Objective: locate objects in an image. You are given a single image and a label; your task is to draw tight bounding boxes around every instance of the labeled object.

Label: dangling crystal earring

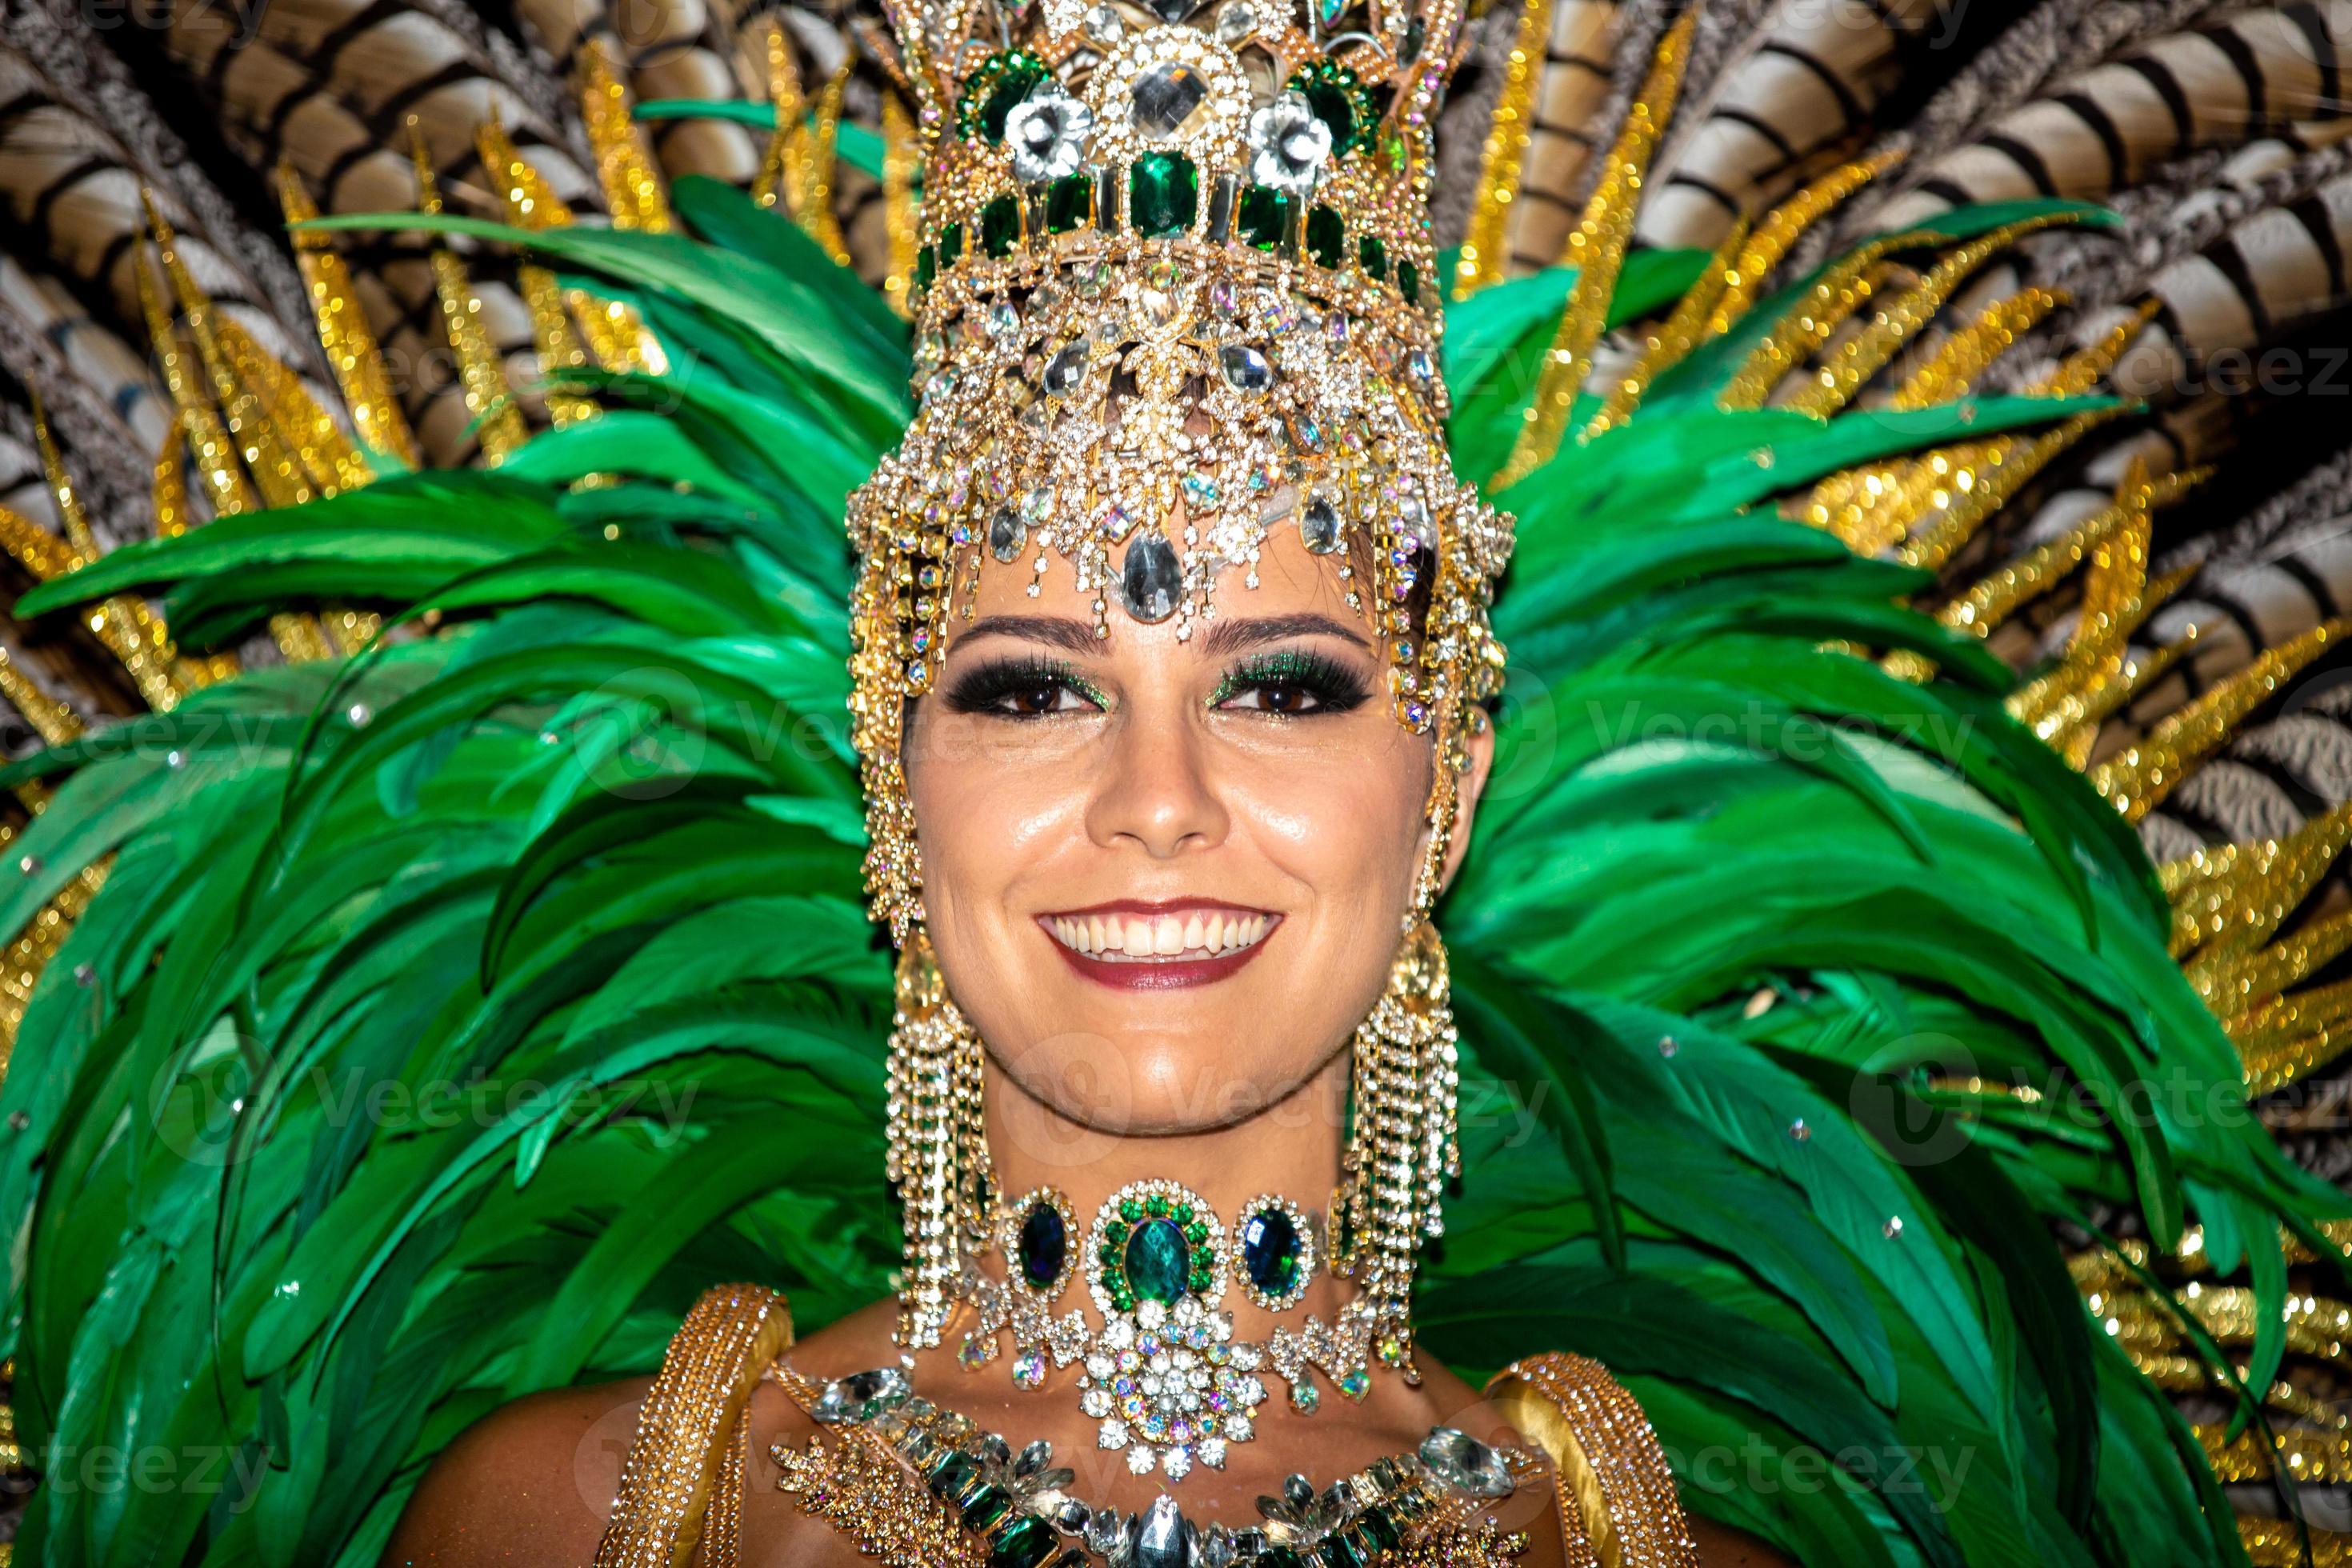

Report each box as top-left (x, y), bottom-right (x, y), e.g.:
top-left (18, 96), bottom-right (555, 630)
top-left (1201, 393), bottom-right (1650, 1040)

top-left (1296, 918), bottom-right (1459, 1402)
top-left (886, 927), bottom-right (996, 1350)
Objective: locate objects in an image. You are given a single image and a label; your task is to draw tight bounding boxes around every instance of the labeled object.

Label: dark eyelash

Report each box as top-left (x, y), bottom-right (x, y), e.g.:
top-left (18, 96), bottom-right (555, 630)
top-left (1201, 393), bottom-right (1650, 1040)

top-left (1214, 650), bottom-right (1371, 714)
top-left (938, 656), bottom-right (1104, 718)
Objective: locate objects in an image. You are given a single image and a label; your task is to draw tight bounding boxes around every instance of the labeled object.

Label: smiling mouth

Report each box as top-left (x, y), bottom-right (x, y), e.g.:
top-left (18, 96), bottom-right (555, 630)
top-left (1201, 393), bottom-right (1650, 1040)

top-left (1036, 902), bottom-right (1279, 990)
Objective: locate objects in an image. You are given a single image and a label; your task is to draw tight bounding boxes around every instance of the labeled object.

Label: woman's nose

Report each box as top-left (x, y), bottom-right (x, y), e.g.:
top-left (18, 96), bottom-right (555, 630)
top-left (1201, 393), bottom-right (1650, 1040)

top-left (1084, 700), bottom-right (1229, 859)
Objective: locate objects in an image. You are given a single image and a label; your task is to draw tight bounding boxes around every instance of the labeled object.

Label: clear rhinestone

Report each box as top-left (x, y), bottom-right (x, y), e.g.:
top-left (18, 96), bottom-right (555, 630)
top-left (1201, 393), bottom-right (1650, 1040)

top-left (1126, 1445), bottom-right (1157, 1474)
top-left (1162, 1445), bottom-right (1194, 1481)
top-left (1299, 490), bottom-right (1344, 554)
top-left (810, 1366), bottom-right (912, 1423)
top-left (1099, 1419), bottom-right (1130, 1449)
top-left (1217, 343), bottom-right (1273, 394)
top-left (1084, 2), bottom-right (1123, 39)
top-left (1042, 341), bottom-right (1089, 396)
top-left (1120, 530), bottom-right (1182, 622)
top-left (986, 300), bottom-right (1022, 338)
top-left (1145, 0), bottom-right (1202, 19)
top-left (1419, 1426), bottom-right (1516, 1498)
top-left (1134, 1496), bottom-right (1194, 1564)
top-left (990, 506), bottom-right (1028, 562)
top-left (1130, 63), bottom-right (1209, 139)
top-left (1214, 0), bottom-right (1256, 39)
top-left (1085, 1509), bottom-right (1126, 1554)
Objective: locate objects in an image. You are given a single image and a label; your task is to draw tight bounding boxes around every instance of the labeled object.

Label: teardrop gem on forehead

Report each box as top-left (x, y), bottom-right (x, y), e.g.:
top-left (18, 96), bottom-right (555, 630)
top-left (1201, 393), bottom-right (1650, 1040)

top-left (1120, 530), bottom-right (1182, 622)
top-left (989, 506), bottom-right (1026, 562)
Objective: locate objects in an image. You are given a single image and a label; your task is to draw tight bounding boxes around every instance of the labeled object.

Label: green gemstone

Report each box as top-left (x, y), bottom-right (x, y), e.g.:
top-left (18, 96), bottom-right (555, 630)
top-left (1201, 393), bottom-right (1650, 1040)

top-left (987, 1517), bottom-right (1058, 1568)
top-left (1184, 1222), bottom-right (1209, 1244)
top-left (961, 52), bottom-right (1049, 142)
top-left (1124, 1216), bottom-right (1191, 1303)
top-left (1398, 259), bottom-right (1420, 306)
top-left (1146, 1193), bottom-right (1170, 1217)
top-left (915, 246), bottom-right (937, 289)
top-left (961, 1484), bottom-right (1014, 1533)
top-left (1237, 183), bottom-right (1290, 250)
top-left (939, 222), bottom-right (966, 263)
top-left (1262, 1551), bottom-right (1308, 1568)
top-left (1046, 173), bottom-right (1092, 234)
top-left (1289, 61), bottom-right (1375, 154)
top-left (1129, 154), bottom-right (1198, 237)
top-left (1174, 1202), bottom-right (1194, 1223)
top-left (926, 1450), bottom-right (979, 1499)
top-left (980, 194), bottom-right (1021, 258)
top-left (1120, 1197), bottom-right (1144, 1222)
top-left (1321, 1530), bottom-right (1366, 1568)
top-left (1359, 1508), bottom-right (1401, 1550)
top-left (1241, 1206), bottom-right (1302, 1296)
top-left (1306, 204), bottom-right (1343, 268)
top-left (1106, 1219), bottom-right (1129, 1243)
top-left (1357, 234), bottom-right (1387, 278)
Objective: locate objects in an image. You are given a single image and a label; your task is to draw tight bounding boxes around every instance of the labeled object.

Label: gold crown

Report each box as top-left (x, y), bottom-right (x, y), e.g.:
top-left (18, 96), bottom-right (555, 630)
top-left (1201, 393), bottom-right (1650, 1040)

top-left (846, 0), bottom-right (1509, 941)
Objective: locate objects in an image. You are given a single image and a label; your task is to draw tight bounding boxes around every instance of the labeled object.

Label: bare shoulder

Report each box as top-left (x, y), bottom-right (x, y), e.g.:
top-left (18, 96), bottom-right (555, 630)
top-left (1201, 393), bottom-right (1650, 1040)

top-left (378, 1375), bottom-right (654, 1568)
top-left (1687, 1512), bottom-right (1798, 1566)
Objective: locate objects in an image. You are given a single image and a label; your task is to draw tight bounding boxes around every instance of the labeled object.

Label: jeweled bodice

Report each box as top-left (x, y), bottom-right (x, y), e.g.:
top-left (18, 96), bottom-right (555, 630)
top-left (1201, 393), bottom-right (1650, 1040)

top-left (592, 1285), bottom-right (1702, 1568)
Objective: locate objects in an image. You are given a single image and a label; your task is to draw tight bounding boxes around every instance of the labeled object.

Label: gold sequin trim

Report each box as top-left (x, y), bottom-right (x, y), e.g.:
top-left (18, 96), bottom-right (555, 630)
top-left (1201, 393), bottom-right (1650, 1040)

top-left (1487, 1352), bottom-right (1698, 1568)
top-left (594, 1283), bottom-right (795, 1568)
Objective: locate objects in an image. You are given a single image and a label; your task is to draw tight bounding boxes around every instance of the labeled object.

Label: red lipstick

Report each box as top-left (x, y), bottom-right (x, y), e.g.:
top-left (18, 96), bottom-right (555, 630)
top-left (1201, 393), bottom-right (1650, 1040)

top-left (1034, 900), bottom-right (1280, 992)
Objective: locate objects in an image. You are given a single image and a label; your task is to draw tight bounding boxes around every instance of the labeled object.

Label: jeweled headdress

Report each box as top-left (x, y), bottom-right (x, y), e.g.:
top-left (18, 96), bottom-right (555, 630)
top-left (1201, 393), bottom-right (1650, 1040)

top-left (846, 0), bottom-right (1514, 940)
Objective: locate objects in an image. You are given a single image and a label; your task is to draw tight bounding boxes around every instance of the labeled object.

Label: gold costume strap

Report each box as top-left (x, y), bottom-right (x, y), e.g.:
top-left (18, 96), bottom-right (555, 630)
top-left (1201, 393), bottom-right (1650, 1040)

top-left (595, 1283), bottom-right (794, 1568)
top-left (1486, 1353), bottom-right (1700, 1568)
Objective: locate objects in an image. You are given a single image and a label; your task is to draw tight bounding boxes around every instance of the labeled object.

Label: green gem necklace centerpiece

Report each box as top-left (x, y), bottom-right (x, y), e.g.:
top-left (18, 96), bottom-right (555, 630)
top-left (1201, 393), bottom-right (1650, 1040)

top-left (952, 1176), bottom-right (1386, 1483)
top-left (1087, 1179), bottom-right (1227, 1315)
top-left (1076, 1179), bottom-right (1264, 1479)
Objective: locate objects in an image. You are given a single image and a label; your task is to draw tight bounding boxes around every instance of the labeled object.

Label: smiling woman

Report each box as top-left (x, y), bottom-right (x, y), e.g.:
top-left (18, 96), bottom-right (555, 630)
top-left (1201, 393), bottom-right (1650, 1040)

top-left (14, 0), bottom-right (2352, 1565)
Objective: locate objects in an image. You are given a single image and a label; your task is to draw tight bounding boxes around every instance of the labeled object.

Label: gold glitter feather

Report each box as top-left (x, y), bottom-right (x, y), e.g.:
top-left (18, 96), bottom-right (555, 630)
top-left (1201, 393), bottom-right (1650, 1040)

top-left (410, 123), bottom-right (529, 464)
top-left (1452, 0), bottom-right (1552, 299)
top-left (578, 45), bottom-right (674, 235)
top-left (1490, 11), bottom-right (1696, 487)
top-left (30, 399), bottom-right (185, 711)
top-left (1889, 287), bottom-right (2067, 412)
top-left (278, 162), bottom-right (420, 468)
top-left (882, 93), bottom-right (922, 318)
top-left (2090, 620), bottom-right (2352, 822)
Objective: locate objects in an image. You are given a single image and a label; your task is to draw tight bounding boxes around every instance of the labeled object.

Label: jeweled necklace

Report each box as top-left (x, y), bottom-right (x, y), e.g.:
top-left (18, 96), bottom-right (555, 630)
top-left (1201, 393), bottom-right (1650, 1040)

top-left (947, 1178), bottom-right (1390, 1482)
top-left (778, 1361), bottom-right (1534, 1568)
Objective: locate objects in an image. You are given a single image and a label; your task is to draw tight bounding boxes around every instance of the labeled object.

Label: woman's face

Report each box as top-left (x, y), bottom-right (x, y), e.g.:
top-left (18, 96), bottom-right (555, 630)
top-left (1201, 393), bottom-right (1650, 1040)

top-left (905, 522), bottom-right (1493, 1136)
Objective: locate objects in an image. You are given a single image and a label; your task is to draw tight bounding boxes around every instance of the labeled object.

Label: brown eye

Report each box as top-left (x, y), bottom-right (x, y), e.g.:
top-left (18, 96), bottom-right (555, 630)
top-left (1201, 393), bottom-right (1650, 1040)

top-left (1009, 684), bottom-right (1065, 715)
top-left (1251, 682), bottom-right (1317, 715)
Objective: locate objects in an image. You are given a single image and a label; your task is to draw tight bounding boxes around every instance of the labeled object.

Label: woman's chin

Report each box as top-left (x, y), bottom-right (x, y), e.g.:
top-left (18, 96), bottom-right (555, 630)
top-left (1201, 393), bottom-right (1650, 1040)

top-left (992, 1024), bottom-right (1329, 1138)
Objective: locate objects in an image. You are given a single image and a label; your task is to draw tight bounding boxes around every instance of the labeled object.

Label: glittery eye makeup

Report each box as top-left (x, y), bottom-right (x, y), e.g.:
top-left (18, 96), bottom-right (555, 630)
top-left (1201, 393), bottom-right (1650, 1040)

top-left (940, 656), bottom-right (1109, 719)
top-left (1207, 650), bottom-right (1372, 716)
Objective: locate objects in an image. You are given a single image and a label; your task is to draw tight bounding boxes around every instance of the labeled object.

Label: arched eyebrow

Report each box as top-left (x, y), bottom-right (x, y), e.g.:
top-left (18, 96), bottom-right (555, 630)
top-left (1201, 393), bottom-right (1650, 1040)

top-left (1202, 614), bottom-right (1370, 655)
top-left (955, 614), bottom-right (1098, 653)
top-left (951, 611), bottom-right (1370, 655)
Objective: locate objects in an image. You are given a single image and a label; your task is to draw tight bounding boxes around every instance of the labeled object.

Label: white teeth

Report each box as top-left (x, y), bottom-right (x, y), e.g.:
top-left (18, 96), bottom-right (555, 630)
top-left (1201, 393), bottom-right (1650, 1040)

top-left (1046, 910), bottom-right (1274, 961)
